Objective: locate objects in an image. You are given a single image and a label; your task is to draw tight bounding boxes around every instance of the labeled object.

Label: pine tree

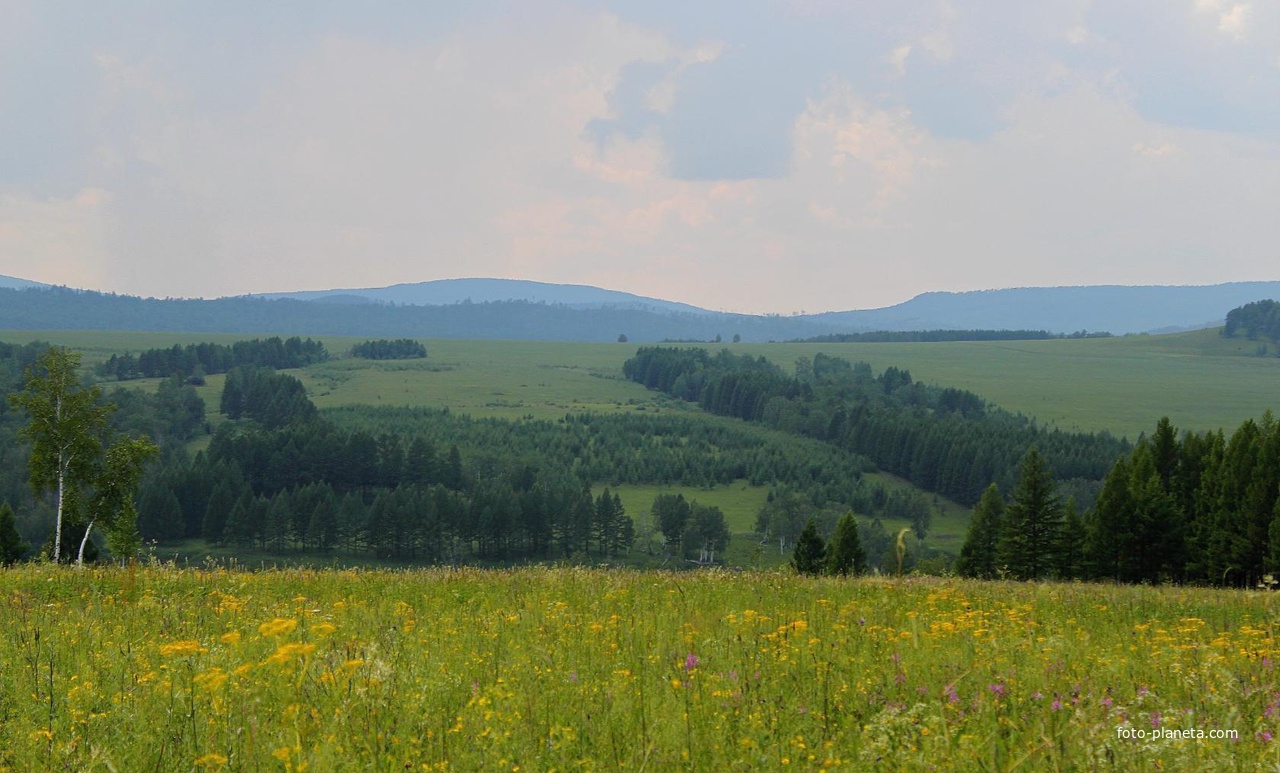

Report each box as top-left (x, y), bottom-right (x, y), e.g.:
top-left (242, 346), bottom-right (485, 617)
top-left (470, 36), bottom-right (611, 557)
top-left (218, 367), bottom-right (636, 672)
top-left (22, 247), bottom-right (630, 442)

top-left (956, 483), bottom-right (1005, 579)
top-left (825, 512), bottom-right (865, 576)
top-left (203, 482), bottom-right (237, 544)
top-left (0, 502), bottom-right (29, 566)
top-left (791, 517), bottom-right (826, 576)
top-left (221, 492), bottom-right (255, 547)
top-left (265, 495), bottom-right (292, 553)
top-left (1056, 497), bottom-right (1085, 580)
top-left (997, 447), bottom-right (1062, 581)
top-left (1088, 453), bottom-right (1137, 581)
top-left (1267, 500), bottom-right (1280, 581)
top-left (307, 489), bottom-right (339, 552)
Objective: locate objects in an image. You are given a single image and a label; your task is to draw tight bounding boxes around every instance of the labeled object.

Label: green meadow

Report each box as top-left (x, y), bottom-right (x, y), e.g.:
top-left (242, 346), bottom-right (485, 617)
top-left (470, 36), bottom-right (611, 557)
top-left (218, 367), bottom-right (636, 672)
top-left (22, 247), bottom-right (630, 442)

top-left (5, 327), bottom-right (1276, 438)
top-left (2, 564), bottom-right (1277, 771)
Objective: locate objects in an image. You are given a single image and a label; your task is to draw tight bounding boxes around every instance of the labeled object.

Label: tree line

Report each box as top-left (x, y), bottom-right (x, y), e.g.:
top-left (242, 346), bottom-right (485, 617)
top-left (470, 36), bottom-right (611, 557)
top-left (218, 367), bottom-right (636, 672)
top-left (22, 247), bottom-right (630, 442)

top-left (623, 347), bottom-right (1127, 507)
top-left (349, 339), bottom-right (427, 360)
top-left (957, 413), bottom-right (1280, 587)
top-left (793, 330), bottom-right (1112, 344)
top-left (98, 336), bottom-right (328, 381)
top-left (1224, 299), bottom-right (1280, 343)
top-left (136, 389), bottom-right (941, 563)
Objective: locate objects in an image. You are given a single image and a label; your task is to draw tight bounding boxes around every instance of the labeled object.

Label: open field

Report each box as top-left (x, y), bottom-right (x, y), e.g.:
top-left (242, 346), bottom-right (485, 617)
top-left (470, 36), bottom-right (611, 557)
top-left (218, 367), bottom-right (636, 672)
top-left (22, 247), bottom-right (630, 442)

top-left (5, 327), bottom-right (1277, 438)
top-left (2, 564), bottom-right (1277, 771)
top-left (596, 475), bottom-right (970, 570)
top-left (738, 329), bottom-right (1280, 439)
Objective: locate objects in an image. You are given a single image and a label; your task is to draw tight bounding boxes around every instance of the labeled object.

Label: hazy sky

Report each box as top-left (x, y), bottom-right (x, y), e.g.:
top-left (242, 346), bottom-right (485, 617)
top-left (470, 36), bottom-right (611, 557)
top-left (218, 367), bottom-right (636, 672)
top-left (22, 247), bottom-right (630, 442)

top-left (3, 1), bottom-right (1279, 313)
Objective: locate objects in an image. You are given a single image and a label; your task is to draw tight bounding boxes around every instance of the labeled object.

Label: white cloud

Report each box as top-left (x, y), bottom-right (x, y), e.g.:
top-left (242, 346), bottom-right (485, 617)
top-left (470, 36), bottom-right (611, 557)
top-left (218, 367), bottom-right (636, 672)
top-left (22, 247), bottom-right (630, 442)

top-left (791, 83), bottom-right (933, 222)
top-left (1134, 140), bottom-right (1181, 157)
top-left (1195, 0), bottom-right (1251, 40)
top-left (920, 30), bottom-right (955, 62)
top-left (888, 44), bottom-right (912, 75)
top-left (4, 1), bottom-right (1280, 313)
top-left (0, 188), bottom-right (113, 288)
top-left (1218, 4), bottom-right (1250, 38)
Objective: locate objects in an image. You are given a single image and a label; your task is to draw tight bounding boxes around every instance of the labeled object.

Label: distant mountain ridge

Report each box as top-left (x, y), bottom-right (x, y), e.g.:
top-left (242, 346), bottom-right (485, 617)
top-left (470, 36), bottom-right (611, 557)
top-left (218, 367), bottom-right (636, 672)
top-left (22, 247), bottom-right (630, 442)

top-left (0, 274), bottom-right (49, 291)
top-left (251, 278), bottom-right (715, 316)
top-left (1, 274), bottom-right (1278, 339)
top-left (801, 282), bottom-right (1280, 335)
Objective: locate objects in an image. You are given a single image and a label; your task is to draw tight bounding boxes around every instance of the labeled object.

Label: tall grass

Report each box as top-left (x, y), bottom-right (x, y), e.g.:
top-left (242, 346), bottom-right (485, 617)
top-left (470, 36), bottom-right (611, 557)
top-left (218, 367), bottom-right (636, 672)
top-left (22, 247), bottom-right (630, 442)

top-left (2, 564), bottom-right (1277, 770)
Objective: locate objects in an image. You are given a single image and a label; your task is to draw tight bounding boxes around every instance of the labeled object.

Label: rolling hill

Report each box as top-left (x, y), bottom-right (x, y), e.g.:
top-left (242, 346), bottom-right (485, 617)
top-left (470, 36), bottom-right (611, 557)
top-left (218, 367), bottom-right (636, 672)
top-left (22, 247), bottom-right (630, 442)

top-left (1, 275), bottom-right (1279, 340)
top-left (251, 277), bottom-right (716, 316)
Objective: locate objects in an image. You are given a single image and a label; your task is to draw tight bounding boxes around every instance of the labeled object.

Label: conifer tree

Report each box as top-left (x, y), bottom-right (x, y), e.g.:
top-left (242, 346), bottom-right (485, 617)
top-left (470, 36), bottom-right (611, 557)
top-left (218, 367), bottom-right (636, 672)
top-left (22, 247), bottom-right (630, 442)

top-left (203, 482), bottom-right (237, 544)
top-left (0, 502), bottom-right (28, 566)
top-left (956, 483), bottom-right (1005, 579)
top-left (1056, 497), bottom-right (1085, 580)
top-left (825, 512), bottom-right (865, 576)
top-left (997, 447), bottom-right (1062, 580)
top-left (791, 517), bottom-right (826, 576)
top-left (1267, 500), bottom-right (1280, 581)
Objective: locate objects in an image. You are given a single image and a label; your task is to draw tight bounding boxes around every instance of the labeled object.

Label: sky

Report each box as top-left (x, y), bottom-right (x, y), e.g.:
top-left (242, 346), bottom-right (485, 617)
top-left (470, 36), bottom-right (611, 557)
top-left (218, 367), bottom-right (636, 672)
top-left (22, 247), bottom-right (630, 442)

top-left (2, 1), bottom-right (1279, 314)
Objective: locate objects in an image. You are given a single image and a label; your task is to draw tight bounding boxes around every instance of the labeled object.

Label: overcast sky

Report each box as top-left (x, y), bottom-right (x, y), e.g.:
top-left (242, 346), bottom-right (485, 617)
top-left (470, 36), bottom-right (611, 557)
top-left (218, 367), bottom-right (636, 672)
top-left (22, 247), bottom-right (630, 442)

top-left (3, 1), bottom-right (1279, 313)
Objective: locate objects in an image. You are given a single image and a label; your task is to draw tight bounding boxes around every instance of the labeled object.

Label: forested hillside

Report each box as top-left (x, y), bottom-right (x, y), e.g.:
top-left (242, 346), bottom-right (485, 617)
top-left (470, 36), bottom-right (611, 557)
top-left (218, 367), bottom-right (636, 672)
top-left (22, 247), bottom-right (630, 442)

top-left (5, 328), bottom-right (1279, 585)
top-left (0, 286), bottom-right (833, 343)
top-left (623, 347), bottom-right (1127, 506)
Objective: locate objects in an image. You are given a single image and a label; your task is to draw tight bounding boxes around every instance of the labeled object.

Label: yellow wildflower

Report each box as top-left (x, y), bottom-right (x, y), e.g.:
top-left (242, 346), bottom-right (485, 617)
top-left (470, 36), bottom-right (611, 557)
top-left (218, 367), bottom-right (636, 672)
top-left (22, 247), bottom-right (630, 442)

top-left (264, 642), bottom-right (316, 666)
top-left (258, 618), bottom-right (298, 637)
top-left (159, 640), bottom-right (205, 658)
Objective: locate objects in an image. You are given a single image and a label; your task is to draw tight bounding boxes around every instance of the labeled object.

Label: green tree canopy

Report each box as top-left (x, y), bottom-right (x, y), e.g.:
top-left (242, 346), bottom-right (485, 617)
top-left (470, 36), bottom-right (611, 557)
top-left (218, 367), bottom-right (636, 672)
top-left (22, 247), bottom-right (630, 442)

top-left (8, 347), bottom-right (112, 563)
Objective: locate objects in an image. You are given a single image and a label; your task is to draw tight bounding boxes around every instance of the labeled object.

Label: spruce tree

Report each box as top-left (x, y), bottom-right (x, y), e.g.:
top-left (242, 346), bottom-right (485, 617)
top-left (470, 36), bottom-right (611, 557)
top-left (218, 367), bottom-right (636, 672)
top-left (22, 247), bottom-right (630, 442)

top-left (1267, 501), bottom-right (1280, 582)
top-left (203, 482), bottom-right (237, 544)
top-left (997, 447), bottom-right (1062, 581)
top-left (825, 512), bottom-right (866, 576)
top-left (221, 492), bottom-right (255, 547)
top-left (956, 483), bottom-right (1004, 579)
top-left (0, 502), bottom-right (28, 566)
top-left (1056, 497), bottom-right (1085, 580)
top-left (791, 517), bottom-right (826, 576)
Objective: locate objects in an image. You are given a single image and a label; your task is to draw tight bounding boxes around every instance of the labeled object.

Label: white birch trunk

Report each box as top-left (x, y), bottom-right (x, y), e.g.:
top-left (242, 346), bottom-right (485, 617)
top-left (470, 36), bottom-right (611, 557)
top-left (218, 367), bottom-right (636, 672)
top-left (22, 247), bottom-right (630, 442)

top-left (76, 518), bottom-right (95, 568)
top-left (54, 461), bottom-right (65, 563)
top-left (53, 389), bottom-right (65, 564)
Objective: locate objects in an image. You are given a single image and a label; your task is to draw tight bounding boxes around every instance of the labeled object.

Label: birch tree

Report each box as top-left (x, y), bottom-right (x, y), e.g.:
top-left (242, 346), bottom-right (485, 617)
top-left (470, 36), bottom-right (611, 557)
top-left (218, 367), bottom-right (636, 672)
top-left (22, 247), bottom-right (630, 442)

top-left (79, 436), bottom-right (158, 566)
top-left (9, 347), bottom-right (112, 563)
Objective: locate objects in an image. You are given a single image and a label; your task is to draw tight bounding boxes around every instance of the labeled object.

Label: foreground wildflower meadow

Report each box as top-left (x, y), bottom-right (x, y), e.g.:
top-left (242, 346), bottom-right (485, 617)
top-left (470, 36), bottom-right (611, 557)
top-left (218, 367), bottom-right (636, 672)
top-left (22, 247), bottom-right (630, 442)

top-left (1, 565), bottom-right (1278, 771)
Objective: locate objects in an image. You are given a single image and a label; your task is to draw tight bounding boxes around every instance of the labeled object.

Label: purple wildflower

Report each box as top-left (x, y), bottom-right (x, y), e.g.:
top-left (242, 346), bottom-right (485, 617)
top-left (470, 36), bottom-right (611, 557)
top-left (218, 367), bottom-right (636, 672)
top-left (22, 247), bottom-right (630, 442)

top-left (684, 653), bottom-right (700, 672)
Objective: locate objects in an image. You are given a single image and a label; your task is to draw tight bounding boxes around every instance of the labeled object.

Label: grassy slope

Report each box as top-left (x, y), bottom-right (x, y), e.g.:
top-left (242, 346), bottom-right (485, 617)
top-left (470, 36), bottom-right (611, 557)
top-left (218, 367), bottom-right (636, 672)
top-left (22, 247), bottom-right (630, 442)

top-left (2, 565), bottom-right (1276, 770)
top-left (737, 328), bottom-right (1280, 439)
